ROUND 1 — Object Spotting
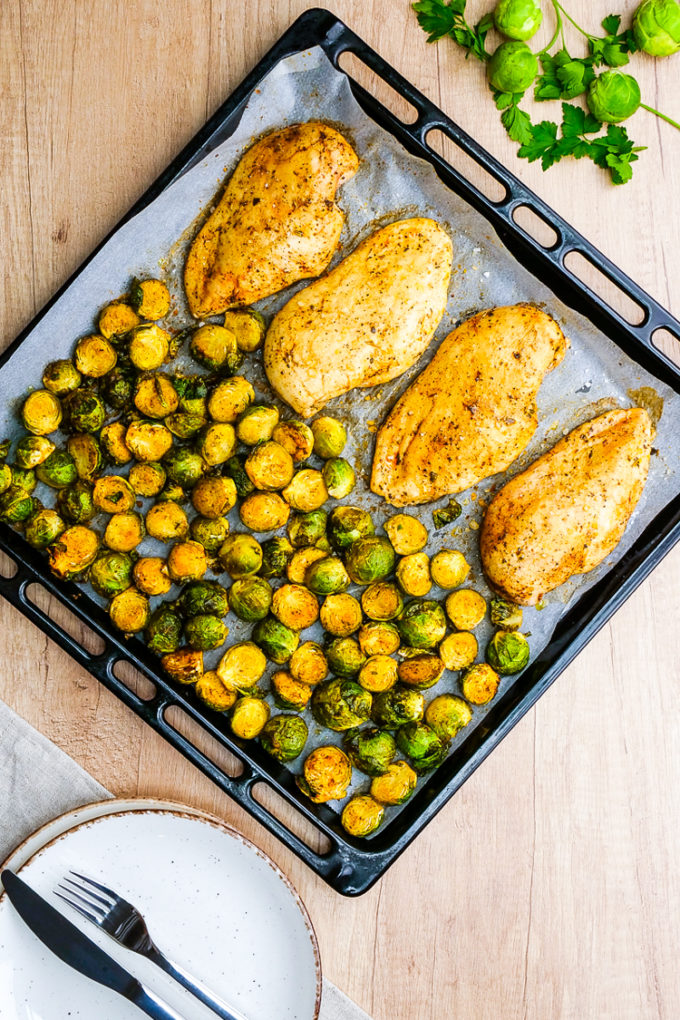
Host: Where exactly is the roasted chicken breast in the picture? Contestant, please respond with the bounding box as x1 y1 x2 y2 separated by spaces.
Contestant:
370 304 567 506
480 407 653 606
264 218 453 418
184 122 358 318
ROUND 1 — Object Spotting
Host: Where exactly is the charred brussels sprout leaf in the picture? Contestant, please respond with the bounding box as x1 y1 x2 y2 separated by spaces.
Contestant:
311 677 372 731
432 499 462 529
344 536 395 585
486 631 530 674
343 726 397 776
397 599 447 649
489 596 523 631
260 714 309 762
396 722 447 773
260 536 294 578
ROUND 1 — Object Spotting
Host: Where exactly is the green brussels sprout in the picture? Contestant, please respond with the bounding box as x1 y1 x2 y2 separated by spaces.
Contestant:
10 466 37 494
343 726 397 776
165 412 207 439
101 365 135 411
487 41 538 93
432 499 462 529
0 486 37 523
57 481 95 524
489 596 523 631
633 0 680 55
305 555 351 595
341 795 384 838
311 416 347 458
176 580 229 618
397 599 447 649
67 434 103 483
89 551 134 597
425 694 473 743
218 533 263 578
36 450 78 489
260 714 309 763
236 404 279 446
223 455 255 499
311 677 373 731
486 630 530 675
22 390 63 435
163 448 205 489
184 613 228 651
0 464 11 495
396 722 447 774
371 684 425 728
14 436 55 469
287 509 328 548
322 457 356 499
228 576 273 622
145 605 183 654
189 515 230 554
587 71 641 123
344 535 395 585
328 505 375 552
172 375 209 417
252 616 300 663
42 359 82 395
260 536 295 578
325 636 367 677
63 389 106 433
24 507 66 549
494 0 542 40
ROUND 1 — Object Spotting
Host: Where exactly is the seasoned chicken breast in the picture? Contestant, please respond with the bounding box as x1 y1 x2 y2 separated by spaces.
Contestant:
264 218 453 418
184 122 358 318
371 304 567 506
480 408 653 606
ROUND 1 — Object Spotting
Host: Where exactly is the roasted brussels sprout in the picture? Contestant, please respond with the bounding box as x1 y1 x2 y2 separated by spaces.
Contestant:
460 663 500 705
222 308 266 352
160 648 204 684
229 576 273 622
222 454 254 501
217 641 267 693
236 404 279 446
129 461 166 497
252 616 300 663
165 412 207 440
397 652 445 690
127 324 170 371
439 631 478 671
189 515 230 555
10 466 37 494
370 760 417 805
208 376 255 423
281 469 328 512
297 745 352 803
0 463 12 495
358 621 401 657
195 423 236 467
66 434 102 483
109 587 151 633
104 511 145 552
101 366 134 411
320 592 363 637
325 636 366 677
486 631 530 674
322 458 356 499
231 697 270 740
272 420 314 463
173 375 209 417
48 525 99 580
397 599 446 649
328 505 375 552
63 389 105 434
133 375 179 419
177 580 229 618
271 583 319 630
286 545 327 584
36 450 77 489
218 533 262 578
132 556 172 596
125 421 173 462
190 324 238 372
432 499 462 529
260 713 308 762
42 359 81 396
129 277 171 320
99 422 132 466
184 613 228 651
384 513 428 555
304 555 350 596
425 694 472 743
271 671 313 711
145 502 189 542
489 596 523 631
157 481 186 504
22 390 62 436
345 536 395 585
396 553 432 597
445 589 487 631
289 641 328 686
163 448 204 490
239 491 290 532
371 685 424 728
24 507 66 549
430 549 470 590
494 0 542 40
344 726 396 776
341 795 384 837
358 654 399 693
487 40 538 93
98 301 140 339
244 441 294 492
194 671 238 712
287 509 327 548
0 486 36 523
57 481 95 524
587 70 641 124
634 0 680 55
191 476 237 519
15 436 55 470
93 475 136 514
311 416 347 459
396 722 446 773
311 676 372 731
167 540 207 584
145 605 183 654
255 536 292 580
360 582 403 622
74 334 117 378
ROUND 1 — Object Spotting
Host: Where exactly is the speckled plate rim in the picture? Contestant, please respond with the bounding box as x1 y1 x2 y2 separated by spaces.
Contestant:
0 797 322 1020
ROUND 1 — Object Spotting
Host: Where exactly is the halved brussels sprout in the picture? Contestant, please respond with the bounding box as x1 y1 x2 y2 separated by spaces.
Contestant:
0 464 11 496
63 389 105 433
272 420 314 463
48 525 100 580
127 324 170 371
271 671 313 711
286 545 326 584
445 589 487 631
74 334 117 378
322 458 356 499
297 745 352 803
57 481 95 524
190 324 238 372
218 533 263 578
328 505 375 552
36 450 78 489
24 507 66 549
184 613 228 651
344 726 396 776
133 375 179 419
281 469 328 512
167 540 207 584
129 278 171 320
191 476 237 519
311 677 372 730
10 466 37 494
486 631 530 675
358 621 401 657
163 448 205 490
345 536 395 585
98 301 140 339
239 491 290 532
109 587 151 633
311 416 347 459
22 390 62 436
67 434 103 483
100 422 132 466
129 461 166 497
371 685 424 728
222 309 266 352
361 582 403 622
489 596 523 631
133 556 172 596
195 671 238 712
396 552 432 597
260 714 308 763
358 654 398 693
252 616 300 664
42 359 82 396
15 436 55 469
439 631 478 671
166 412 207 440
208 377 255 423
396 722 446 774
304 555 350 596
177 580 229 618
195 423 236 467
223 454 255 500
217 641 266 693
320 592 363 637
425 694 472 742
125 421 173 462
145 502 189 542
287 509 327 548
271 583 319 630
93 475 136 514
341 795 384 837
370 760 418 805
397 652 445 690
0 486 36 523
101 366 134 412
397 599 447 649
230 697 270 740
157 481 186 504
244 441 294 492
145 605 183 654
259 536 294 577
325 636 366 677
236 404 279 446
189 515 230 555
385 513 428 555
160 648 204 684
104 511 145 553
229 576 273 622
172 375 208 417
460 663 500 705
289 641 328 686
430 549 470 590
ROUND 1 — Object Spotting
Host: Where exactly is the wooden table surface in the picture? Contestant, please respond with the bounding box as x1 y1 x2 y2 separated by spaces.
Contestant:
2 2 679 1017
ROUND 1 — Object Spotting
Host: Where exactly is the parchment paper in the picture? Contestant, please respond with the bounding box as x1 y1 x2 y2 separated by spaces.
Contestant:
2 47 678 824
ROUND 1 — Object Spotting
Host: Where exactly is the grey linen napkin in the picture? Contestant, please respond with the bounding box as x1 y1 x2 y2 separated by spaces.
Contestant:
0 700 370 1020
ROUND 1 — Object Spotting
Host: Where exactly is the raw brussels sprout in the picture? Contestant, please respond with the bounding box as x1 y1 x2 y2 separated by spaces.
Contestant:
396 599 446 649
208 376 255 423
322 458 356 499
100 421 132 466
396 552 432 597
42 359 82 396
489 596 523 631
0 486 36 523
145 502 189 542
297 745 352 803
287 509 327 548
281 469 328 512
93 475 135 514
358 654 399 693
98 300 140 339
219 533 263 578
358 621 401 657
439 631 478 671
163 447 205 489
125 421 173 462
101 366 134 411
145 605 183 654
425 694 473 743
371 684 424 728
223 454 255 500
63 389 106 433
289 641 328 686
0 464 11 495
184 613 228 651
587 71 641 124
160 649 204 685
236 404 279 446
74 334 117 378
217 641 267 693
67 434 103 483
57 481 95 524
320 592 363 637
129 277 171 320
104 511 145 553
271 583 319 630
494 0 542 40
167 540 207 584
271 671 313 711
304 555 350 596
230 697 270 740
239 491 290 532
311 416 347 459
189 515 230 554
252 616 300 663
486 631 530 674
344 726 396 776
396 722 446 774
127 323 170 371
191 476 237 519
341 795 384 837
109 587 150 633
15 436 55 469
397 652 445 690
460 663 500 704
244 441 294 491
311 677 372 730
172 375 209 417
48 525 99 580
260 535 294 578
194 671 238 713
229 576 273 622
328 505 375 552
385 513 428 555
24 507 66 549
222 308 266 352
325 636 367 677
430 549 470 590
345 536 395 585
432 499 462 529
10 466 37 494
132 556 172 597
129 461 166 498
272 420 314 463
195 423 236 466
190 324 238 372
634 0 680 55
445 589 487 631
177 580 229 618
361 582 403 621
487 41 538 93
134 375 179 419
286 546 327 584
370 760 418 805
260 714 309 762
22 390 62 436
36 450 77 489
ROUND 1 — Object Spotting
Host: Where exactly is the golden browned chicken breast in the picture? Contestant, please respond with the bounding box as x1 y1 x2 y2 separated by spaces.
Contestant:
184 122 358 318
370 304 567 506
480 407 653 606
264 218 453 418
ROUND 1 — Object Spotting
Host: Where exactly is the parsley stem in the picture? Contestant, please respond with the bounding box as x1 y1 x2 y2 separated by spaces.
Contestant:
541 3 562 55
640 103 680 133
550 0 593 42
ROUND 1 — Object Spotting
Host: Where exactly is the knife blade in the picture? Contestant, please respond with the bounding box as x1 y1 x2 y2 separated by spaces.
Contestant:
1 869 186 1020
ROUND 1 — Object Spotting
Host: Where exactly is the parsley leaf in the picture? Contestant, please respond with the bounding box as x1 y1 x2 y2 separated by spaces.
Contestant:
412 0 492 61
518 120 560 169
535 49 595 101
501 104 534 145
588 15 638 67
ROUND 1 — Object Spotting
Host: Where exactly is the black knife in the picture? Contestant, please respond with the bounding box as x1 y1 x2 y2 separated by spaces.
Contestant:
1 869 186 1019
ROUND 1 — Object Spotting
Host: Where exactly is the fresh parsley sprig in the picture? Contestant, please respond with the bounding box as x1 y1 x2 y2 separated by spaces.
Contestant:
412 0 494 60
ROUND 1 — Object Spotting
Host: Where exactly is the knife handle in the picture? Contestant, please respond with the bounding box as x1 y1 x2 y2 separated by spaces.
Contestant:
148 949 248 1020
131 985 188 1020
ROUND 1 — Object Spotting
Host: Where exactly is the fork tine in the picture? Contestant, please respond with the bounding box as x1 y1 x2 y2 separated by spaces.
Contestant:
63 875 113 910
56 882 108 918
54 889 103 926
68 870 119 903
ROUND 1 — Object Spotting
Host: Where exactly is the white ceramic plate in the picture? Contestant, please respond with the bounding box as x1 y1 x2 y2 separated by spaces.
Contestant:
0 799 321 1020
